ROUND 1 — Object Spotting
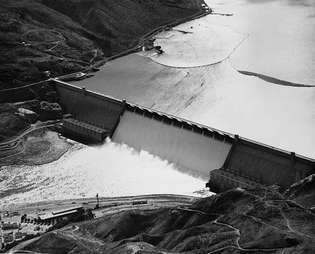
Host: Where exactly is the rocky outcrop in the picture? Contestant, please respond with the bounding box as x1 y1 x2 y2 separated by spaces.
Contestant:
285 174 315 209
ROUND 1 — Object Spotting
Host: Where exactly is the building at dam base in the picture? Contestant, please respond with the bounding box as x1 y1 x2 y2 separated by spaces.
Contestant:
2 79 314 192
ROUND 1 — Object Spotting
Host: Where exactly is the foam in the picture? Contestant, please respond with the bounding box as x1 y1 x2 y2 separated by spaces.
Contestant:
0 140 206 208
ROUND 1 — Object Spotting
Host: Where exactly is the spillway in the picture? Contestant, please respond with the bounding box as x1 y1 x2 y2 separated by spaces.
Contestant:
113 107 232 178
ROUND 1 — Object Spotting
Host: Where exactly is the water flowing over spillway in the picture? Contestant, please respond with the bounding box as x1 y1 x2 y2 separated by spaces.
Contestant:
0 140 206 209
113 110 232 177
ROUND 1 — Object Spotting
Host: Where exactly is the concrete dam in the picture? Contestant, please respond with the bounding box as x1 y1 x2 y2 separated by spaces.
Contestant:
4 79 314 192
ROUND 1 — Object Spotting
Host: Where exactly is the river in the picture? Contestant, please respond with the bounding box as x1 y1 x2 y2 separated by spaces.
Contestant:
0 140 206 209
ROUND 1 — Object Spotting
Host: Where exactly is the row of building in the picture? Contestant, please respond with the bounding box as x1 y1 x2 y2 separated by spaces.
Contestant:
1 206 93 252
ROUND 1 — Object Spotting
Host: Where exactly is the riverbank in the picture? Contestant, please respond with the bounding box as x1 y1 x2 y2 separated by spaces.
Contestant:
2 194 197 213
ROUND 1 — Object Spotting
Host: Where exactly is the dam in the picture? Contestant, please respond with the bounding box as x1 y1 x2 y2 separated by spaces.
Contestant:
53 79 315 192
2 79 314 192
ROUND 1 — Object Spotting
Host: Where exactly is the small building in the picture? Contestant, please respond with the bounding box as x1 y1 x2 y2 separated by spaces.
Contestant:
37 206 84 225
1 222 19 230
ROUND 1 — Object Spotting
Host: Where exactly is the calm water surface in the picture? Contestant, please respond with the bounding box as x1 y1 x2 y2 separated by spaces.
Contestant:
209 0 315 84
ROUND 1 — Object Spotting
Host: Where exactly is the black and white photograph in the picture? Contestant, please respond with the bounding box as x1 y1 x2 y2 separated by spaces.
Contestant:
0 0 314 253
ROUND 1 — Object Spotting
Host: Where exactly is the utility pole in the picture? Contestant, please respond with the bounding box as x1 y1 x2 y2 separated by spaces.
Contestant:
96 193 99 209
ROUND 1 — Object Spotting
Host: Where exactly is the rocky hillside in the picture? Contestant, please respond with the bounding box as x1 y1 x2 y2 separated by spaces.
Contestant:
16 184 315 254
0 0 205 89
285 174 315 209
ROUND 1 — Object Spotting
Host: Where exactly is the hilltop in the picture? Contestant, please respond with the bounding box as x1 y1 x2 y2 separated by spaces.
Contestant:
0 0 205 89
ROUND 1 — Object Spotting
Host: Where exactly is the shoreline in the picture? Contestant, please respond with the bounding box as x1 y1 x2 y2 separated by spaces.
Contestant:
139 33 247 69
89 10 211 70
0 8 210 94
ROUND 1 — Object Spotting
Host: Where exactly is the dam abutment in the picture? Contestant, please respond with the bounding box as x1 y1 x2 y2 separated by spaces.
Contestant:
53 80 125 143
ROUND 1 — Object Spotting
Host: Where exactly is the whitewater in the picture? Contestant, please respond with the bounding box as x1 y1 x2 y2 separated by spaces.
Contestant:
0 140 206 208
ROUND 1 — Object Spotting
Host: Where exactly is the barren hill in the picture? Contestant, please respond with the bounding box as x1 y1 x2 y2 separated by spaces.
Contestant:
0 0 204 89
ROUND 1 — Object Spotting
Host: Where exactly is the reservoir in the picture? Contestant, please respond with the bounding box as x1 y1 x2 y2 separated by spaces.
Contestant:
72 0 315 158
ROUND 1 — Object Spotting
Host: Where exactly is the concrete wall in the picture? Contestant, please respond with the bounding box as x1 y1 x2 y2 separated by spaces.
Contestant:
112 105 233 178
225 140 315 189
54 80 124 136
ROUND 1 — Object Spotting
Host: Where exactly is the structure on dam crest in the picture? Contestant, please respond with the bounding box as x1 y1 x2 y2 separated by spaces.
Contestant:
2 79 314 192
